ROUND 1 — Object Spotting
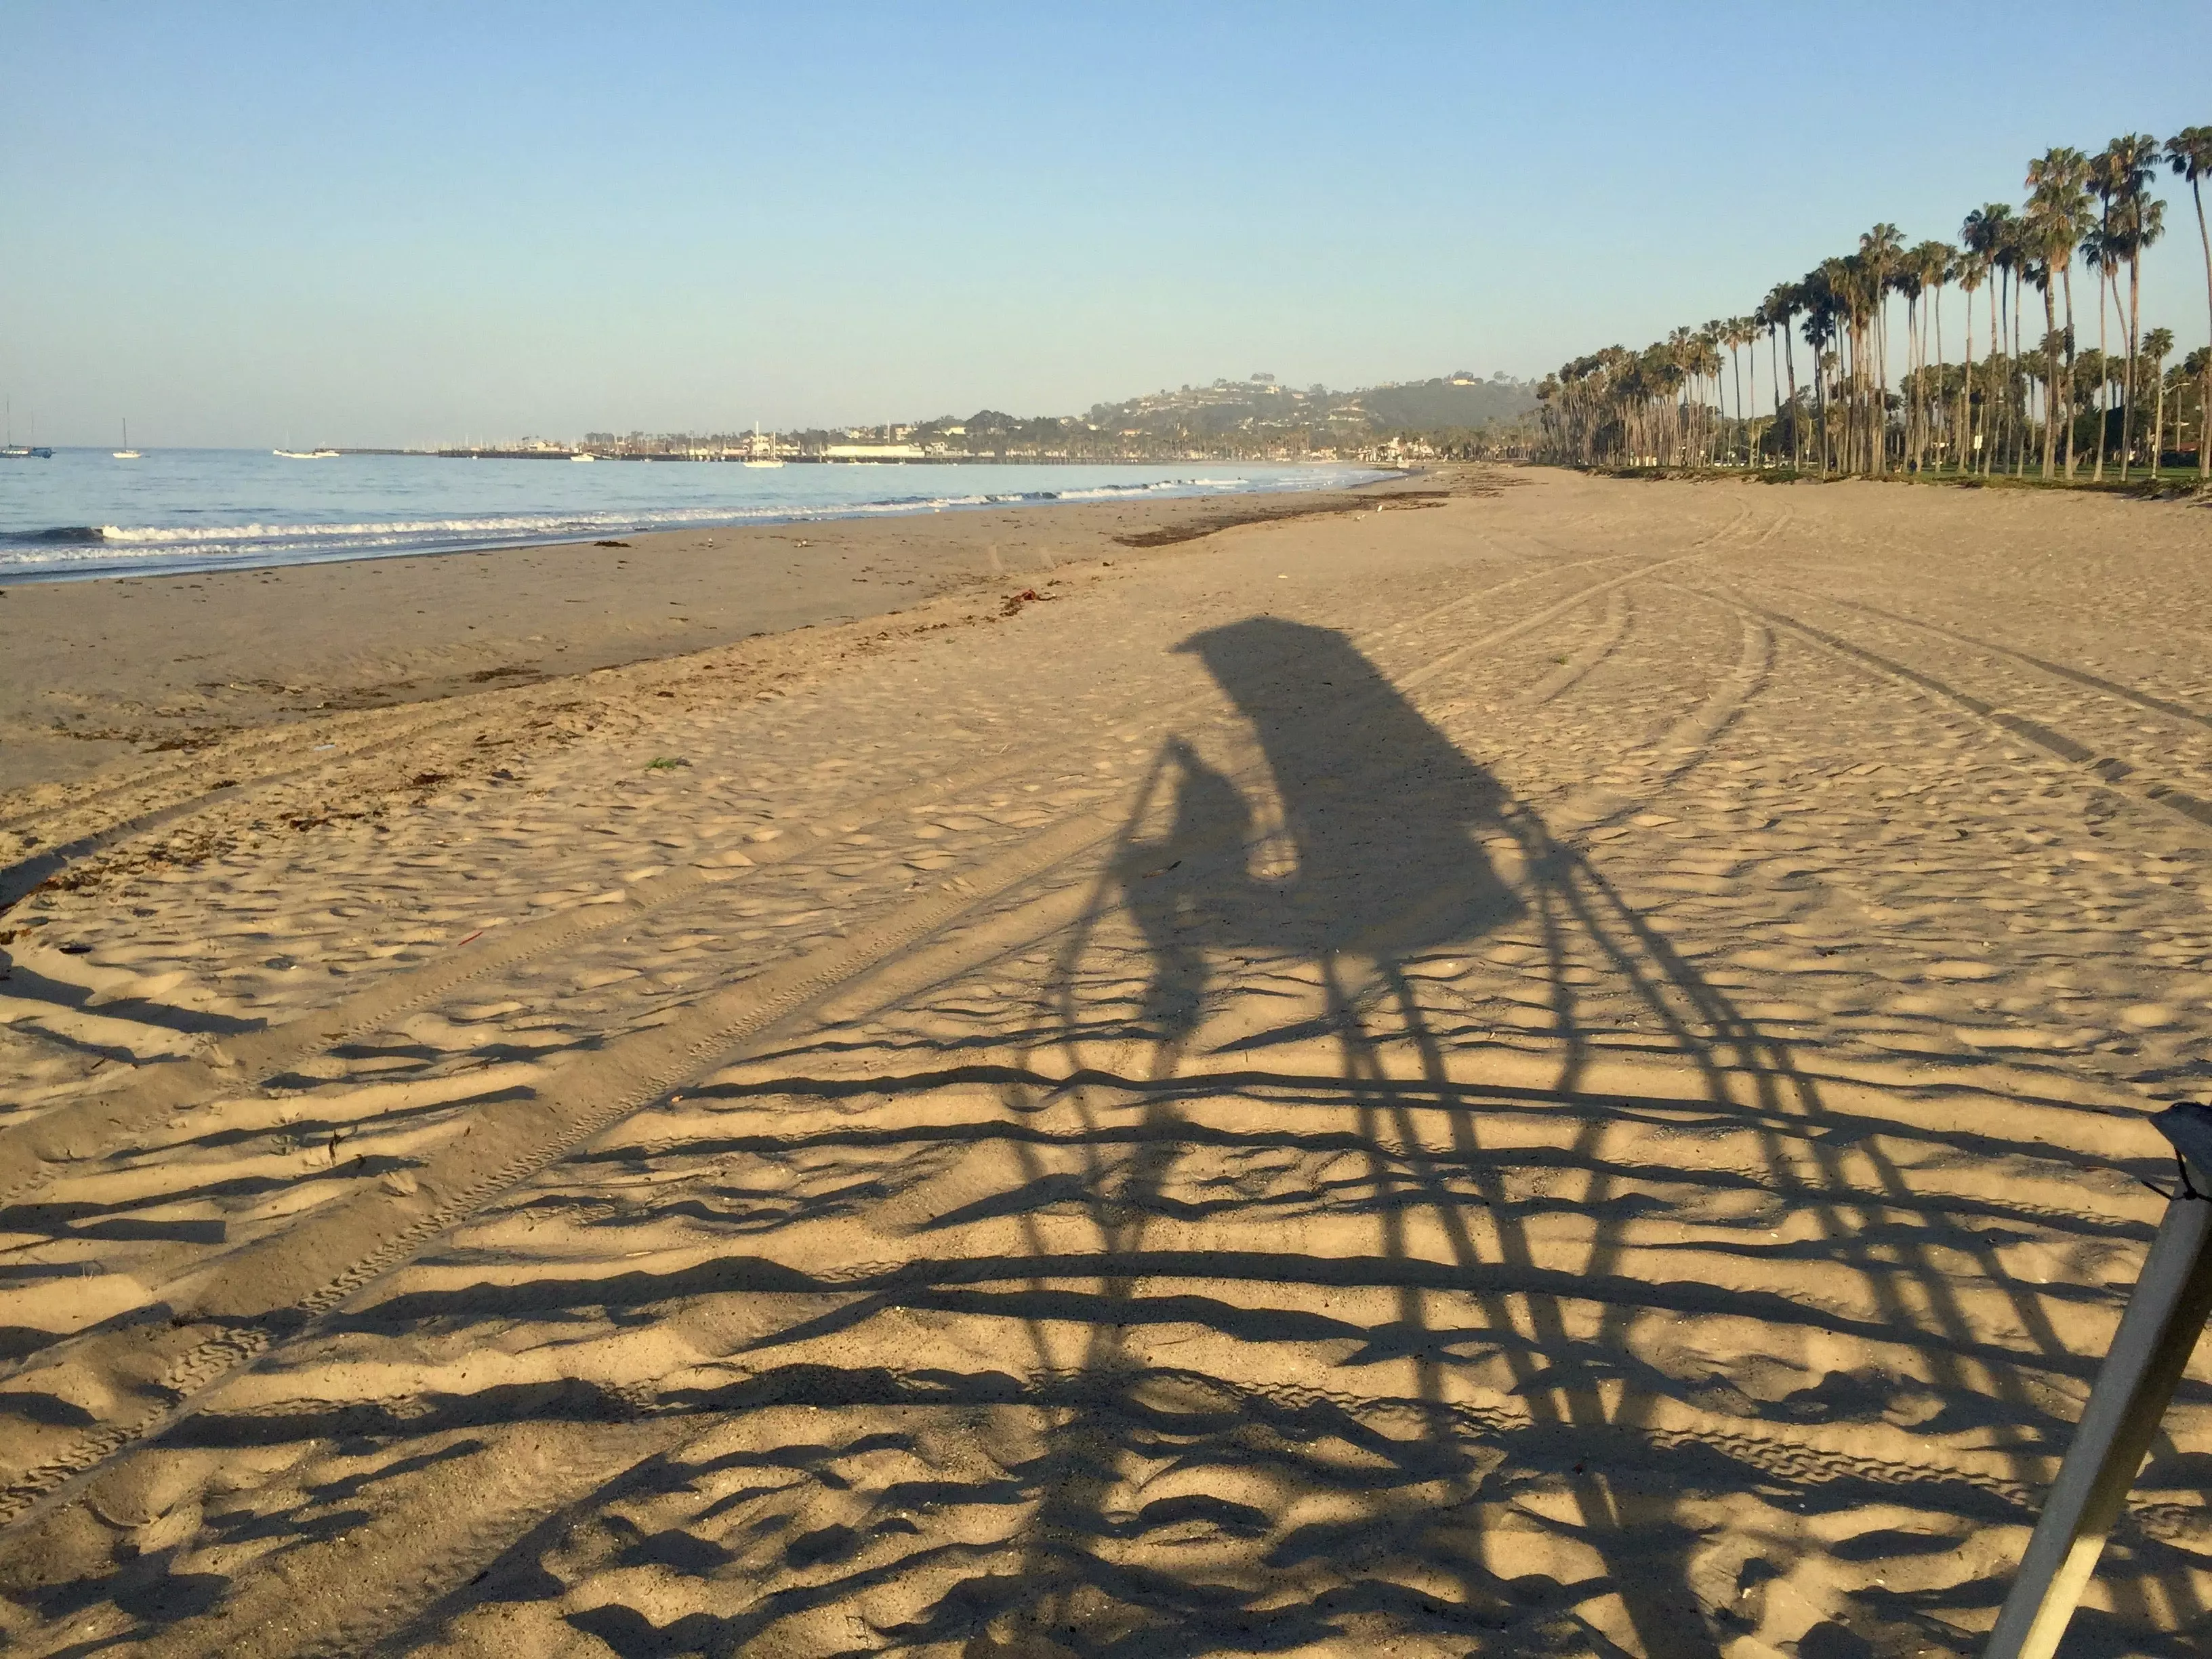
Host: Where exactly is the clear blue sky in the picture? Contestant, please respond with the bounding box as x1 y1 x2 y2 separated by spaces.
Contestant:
3 0 2207 447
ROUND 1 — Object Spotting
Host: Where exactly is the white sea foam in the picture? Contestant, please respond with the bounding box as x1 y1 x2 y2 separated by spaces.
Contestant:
0 455 1385 582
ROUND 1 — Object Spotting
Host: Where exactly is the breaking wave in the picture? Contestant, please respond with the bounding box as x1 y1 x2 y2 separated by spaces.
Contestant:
0 459 1383 582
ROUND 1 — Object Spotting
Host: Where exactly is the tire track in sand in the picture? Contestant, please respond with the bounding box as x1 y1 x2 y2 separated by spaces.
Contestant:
1722 589 2212 841
1522 587 1632 706
1819 592 2212 735
0 686 613 916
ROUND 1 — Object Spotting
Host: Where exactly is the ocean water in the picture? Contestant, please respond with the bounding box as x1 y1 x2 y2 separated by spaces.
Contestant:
0 450 1385 583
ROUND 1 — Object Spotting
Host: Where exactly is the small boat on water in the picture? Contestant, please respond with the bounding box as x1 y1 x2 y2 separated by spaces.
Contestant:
570 451 596 462
274 449 340 459
113 419 140 459
0 403 47 457
742 422 783 467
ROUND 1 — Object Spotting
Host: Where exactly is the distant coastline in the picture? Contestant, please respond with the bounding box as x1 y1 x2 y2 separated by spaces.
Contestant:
335 449 1416 466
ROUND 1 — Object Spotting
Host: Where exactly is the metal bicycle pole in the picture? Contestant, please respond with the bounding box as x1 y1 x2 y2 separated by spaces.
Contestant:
1984 1101 2212 1659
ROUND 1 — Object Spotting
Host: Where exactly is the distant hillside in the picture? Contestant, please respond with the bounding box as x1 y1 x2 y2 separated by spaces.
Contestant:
1358 377 1538 430
587 371 1540 461
1038 371 1538 459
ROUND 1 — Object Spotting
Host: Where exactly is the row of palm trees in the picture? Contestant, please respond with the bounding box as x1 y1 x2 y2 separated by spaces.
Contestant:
1536 127 2212 483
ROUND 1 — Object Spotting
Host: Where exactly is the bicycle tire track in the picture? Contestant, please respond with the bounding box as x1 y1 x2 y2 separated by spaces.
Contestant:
1722 590 2212 840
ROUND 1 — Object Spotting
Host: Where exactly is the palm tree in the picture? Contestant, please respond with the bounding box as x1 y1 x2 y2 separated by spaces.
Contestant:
1967 203 2027 473
2142 326 2175 475
1702 319 1733 463
1961 204 2013 474
1799 270 1840 474
1858 224 1904 472
2023 209 2079 478
2185 348 2212 479
1929 241 1957 468
2026 148 2091 476
2114 194 2166 478
1902 240 1954 469
2020 238 2062 478
1717 316 1755 464
2081 225 2120 479
2001 212 2035 473
1893 255 1929 469
2169 127 2212 478
1955 249 1987 472
1761 283 1804 469
2095 135 2163 478
1811 257 1872 473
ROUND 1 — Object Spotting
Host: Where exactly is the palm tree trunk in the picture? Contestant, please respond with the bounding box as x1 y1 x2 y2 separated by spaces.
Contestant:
2094 266 2111 482
2012 278 2026 476
1917 295 1931 470
1929 283 1943 470
1784 329 1801 471
2122 251 2144 483
1992 275 2007 476
1860 318 1872 475
2060 264 2078 478
2040 282 2059 480
1866 309 1884 473
1746 333 1759 466
1730 345 1744 466
1875 298 1891 475
1811 354 1822 474
2153 369 2167 477
1959 295 1975 476
1903 296 1919 470
1769 325 1782 468
1990 279 2008 473
2196 175 2212 481
1923 289 1938 470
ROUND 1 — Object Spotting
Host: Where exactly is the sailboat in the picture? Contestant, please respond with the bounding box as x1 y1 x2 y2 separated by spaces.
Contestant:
3 402 51 458
113 419 140 459
2 402 29 459
741 422 783 468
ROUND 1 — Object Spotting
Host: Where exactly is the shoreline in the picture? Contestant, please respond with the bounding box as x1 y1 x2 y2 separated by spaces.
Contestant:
0 473 1438 800
0 460 1398 589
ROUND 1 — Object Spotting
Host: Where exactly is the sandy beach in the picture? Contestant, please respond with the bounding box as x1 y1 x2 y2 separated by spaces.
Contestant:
3 467 2212 1656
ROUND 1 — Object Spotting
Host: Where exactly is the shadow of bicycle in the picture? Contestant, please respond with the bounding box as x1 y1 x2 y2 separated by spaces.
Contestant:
31 616 2200 1658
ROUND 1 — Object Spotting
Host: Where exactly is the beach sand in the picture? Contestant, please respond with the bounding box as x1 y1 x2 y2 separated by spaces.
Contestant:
1 468 2210 1656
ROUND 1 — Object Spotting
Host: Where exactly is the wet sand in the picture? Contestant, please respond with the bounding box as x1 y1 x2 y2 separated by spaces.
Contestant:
1 469 2211 1656
0 480 1416 800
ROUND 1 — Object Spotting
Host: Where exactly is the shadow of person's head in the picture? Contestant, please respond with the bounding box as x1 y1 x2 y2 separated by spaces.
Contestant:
1164 617 1523 961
